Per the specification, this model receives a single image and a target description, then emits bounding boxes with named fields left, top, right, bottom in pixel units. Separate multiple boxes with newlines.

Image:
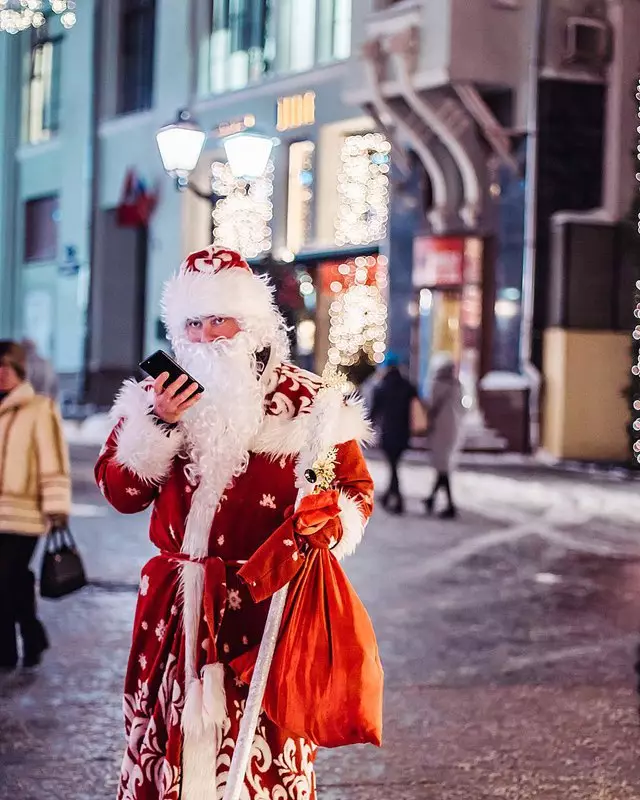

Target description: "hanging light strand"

left=0, top=0, right=77, bottom=34
left=334, top=132, right=391, bottom=247
left=211, top=160, right=274, bottom=259
left=327, top=255, right=389, bottom=368
left=632, top=79, right=640, bottom=464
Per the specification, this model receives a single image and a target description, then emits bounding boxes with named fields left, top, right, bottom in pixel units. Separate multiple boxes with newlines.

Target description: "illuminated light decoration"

left=215, top=115, right=256, bottom=138
left=334, top=132, right=391, bottom=246
left=277, top=92, right=315, bottom=132
left=0, top=0, right=76, bottom=33
left=286, top=140, right=314, bottom=254
left=324, top=256, right=388, bottom=367
left=210, top=159, right=274, bottom=259
left=633, top=78, right=640, bottom=464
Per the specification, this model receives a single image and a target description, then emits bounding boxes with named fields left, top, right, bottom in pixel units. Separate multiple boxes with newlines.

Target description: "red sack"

left=232, top=526, right=383, bottom=748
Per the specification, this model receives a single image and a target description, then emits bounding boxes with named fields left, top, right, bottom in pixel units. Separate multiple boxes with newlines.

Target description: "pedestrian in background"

left=0, top=341, right=71, bottom=670
left=423, top=353, right=464, bottom=519
left=22, top=338, right=59, bottom=400
left=371, top=354, right=420, bottom=515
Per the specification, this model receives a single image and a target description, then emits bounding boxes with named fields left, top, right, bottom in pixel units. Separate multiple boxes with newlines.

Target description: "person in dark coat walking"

left=371, top=354, right=419, bottom=515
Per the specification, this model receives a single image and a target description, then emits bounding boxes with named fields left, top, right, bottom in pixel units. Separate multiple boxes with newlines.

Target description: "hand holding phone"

left=152, top=372, right=202, bottom=424
left=139, top=350, right=204, bottom=425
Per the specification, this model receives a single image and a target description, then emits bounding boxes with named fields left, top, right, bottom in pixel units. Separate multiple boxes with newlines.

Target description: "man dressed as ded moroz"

left=96, top=246, right=380, bottom=800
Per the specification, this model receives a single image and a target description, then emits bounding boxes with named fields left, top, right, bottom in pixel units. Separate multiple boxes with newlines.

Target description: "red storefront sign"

left=412, top=236, right=465, bottom=288
left=318, top=256, right=383, bottom=294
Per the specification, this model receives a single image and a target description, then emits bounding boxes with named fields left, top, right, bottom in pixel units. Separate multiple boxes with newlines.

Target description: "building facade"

left=0, top=0, right=637, bottom=461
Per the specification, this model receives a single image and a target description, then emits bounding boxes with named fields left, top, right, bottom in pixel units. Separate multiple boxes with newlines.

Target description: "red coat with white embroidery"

left=95, top=361, right=374, bottom=800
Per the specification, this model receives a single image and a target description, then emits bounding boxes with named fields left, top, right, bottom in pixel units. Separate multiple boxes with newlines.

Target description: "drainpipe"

left=81, top=0, right=103, bottom=406
left=519, top=0, right=547, bottom=452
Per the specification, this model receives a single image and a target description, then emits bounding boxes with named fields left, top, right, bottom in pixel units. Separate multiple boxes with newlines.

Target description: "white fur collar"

left=252, top=396, right=372, bottom=458
left=110, top=374, right=372, bottom=462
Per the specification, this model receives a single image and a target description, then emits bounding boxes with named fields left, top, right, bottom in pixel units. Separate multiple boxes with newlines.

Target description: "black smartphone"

left=139, top=350, right=205, bottom=395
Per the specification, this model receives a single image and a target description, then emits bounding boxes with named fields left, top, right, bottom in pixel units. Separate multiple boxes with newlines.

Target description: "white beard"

left=173, top=333, right=266, bottom=557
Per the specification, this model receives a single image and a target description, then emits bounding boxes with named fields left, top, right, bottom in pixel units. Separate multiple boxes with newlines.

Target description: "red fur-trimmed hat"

left=161, top=245, right=280, bottom=342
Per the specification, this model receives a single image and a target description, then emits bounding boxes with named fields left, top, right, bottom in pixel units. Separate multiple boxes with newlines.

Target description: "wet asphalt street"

left=1, top=448, right=640, bottom=799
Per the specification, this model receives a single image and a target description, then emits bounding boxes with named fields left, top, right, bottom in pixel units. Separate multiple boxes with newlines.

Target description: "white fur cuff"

left=332, top=491, right=367, bottom=561
left=111, top=379, right=183, bottom=484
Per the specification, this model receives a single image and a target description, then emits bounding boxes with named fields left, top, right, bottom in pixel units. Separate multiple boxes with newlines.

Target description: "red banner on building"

left=412, top=236, right=465, bottom=288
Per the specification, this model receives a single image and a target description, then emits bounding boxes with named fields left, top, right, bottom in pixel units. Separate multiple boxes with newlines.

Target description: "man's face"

left=0, top=360, right=21, bottom=392
left=185, top=315, right=242, bottom=344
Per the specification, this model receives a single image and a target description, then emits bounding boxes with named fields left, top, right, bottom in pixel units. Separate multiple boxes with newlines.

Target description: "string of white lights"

left=334, top=133, right=391, bottom=247
left=327, top=255, right=389, bottom=367
left=211, top=160, right=274, bottom=259
left=633, top=78, right=640, bottom=463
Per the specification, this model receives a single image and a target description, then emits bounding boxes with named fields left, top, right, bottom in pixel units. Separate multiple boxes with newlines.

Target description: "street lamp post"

left=155, top=109, right=276, bottom=201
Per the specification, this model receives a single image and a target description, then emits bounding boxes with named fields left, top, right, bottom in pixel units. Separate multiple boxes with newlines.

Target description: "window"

left=279, top=0, right=316, bottom=73
left=118, top=0, right=156, bottom=114
left=24, top=196, right=59, bottom=263
left=24, top=28, right=61, bottom=145
left=286, top=141, right=315, bottom=254
left=318, top=0, right=352, bottom=63
left=208, top=0, right=275, bottom=94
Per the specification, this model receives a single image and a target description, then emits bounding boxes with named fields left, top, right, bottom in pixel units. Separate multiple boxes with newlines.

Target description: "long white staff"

left=222, top=366, right=346, bottom=800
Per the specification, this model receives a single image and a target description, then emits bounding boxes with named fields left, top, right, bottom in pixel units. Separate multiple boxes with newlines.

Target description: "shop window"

left=117, top=0, right=156, bottom=114
left=208, top=0, right=275, bottom=94
left=24, top=29, right=61, bottom=145
left=318, top=0, right=351, bottom=63
left=286, top=141, right=315, bottom=255
left=24, top=195, right=59, bottom=263
left=278, top=0, right=316, bottom=74
left=334, top=133, right=391, bottom=246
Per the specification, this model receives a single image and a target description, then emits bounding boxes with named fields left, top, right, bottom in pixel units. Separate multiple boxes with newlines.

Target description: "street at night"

left=2, top=449, right=639, bottom=800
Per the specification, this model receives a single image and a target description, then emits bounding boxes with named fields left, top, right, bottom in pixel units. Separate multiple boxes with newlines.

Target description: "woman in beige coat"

left=0, top=341, right=71, bottom=669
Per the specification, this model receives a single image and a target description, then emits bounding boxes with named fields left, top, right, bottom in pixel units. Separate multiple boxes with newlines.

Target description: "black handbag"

left=40, top=525, right=87, bottom=599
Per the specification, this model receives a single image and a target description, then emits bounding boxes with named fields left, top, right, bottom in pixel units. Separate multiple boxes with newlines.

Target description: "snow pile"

left=64, top=414, right=112, bottom=445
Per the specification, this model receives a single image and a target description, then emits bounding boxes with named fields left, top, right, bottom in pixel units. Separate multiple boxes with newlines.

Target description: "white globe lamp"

left=156, top=110, right=207, bottom=184
left=222, top=131, right=275, bottom=180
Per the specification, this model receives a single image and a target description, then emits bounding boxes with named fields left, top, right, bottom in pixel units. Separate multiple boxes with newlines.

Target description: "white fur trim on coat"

left=332, top=491, right=367, bottom=562
left=182, top=725, right=220, bottom=800
left=111, top=380, right=183, bottom=484
left=161, top=267, right=280, bottom=341
left=252, top=396, right=373, bottom=458
left=180, top=562, right=228, bottom=800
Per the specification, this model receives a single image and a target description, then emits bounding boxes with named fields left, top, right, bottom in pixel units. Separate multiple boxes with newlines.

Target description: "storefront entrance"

left=412, top=236, right=488, bottom=405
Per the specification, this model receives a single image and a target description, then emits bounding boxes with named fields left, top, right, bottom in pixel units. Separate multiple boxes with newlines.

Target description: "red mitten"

left=293, top=490, right=340, bottom=534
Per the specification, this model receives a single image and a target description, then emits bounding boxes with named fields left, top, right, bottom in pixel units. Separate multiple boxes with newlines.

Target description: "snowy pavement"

left=1, top=452, right=640, bottom=799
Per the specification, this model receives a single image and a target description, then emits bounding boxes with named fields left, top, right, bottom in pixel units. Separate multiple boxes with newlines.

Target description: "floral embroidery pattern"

left=227, top=589, right=242, bottom=611
left=126, top=487, right=141, bottom=497
left=138, top=654, right=147, bottom=670
left=218, top=534, right=225, bottom=546
left=283, top=539, right=294, bottom=547
left=139, top=575, right=150, bottom=596
left=155, top=620, right=166, bottom=641
left=261, top=494, right=277, bottom=509
left=120, top=655, right=183, bottom=800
